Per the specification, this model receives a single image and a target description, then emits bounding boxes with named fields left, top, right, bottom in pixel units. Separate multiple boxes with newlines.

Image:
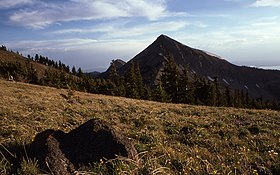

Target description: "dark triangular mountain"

left=118, top=34, right=280, bottom=100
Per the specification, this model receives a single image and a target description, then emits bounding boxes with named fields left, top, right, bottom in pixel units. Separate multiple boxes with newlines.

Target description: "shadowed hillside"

left=0, top=79, right=279, bottom=174
left=117, top=35, right=280, bottom=100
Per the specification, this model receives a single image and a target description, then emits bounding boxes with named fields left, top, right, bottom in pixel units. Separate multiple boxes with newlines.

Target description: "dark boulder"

left=29, top=129, right=74, bottom=175
left=29, top=119, right=138, bottom=174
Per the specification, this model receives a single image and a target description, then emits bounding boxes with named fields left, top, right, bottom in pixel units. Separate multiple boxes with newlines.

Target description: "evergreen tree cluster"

left=105, top=61, right=150, bottom=99
left=0, top=60, right=38, bottom=83
left=27, top=53, right=83, bottom=77
left=1, top=45, right=7, bottom=51
left=154, top=55, right=280, bottom=110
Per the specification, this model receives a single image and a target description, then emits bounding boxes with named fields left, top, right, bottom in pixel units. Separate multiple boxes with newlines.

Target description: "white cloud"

left=0, top=0, right=34, bottom=9
left=252, top=0, right=280, bottom=7
left=52, top=20, right=188, bottom=39
left=8, top=0, right=185, bottom=29
left=172, top=15, right=280, bottom=67
left=10, top=10, right=53, bottom=29
left=224, top=0, right=242, bottom=2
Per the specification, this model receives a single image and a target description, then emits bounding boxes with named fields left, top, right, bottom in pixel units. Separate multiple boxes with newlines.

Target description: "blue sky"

left=1, top=0, right=280, bottom=71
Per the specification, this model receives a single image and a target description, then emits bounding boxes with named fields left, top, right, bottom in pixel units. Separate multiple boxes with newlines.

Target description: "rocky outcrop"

left=29, top=119, right=138, bottom=174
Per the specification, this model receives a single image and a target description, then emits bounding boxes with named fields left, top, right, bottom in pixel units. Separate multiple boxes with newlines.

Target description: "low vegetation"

left=0, top=79, right=279, bottom=174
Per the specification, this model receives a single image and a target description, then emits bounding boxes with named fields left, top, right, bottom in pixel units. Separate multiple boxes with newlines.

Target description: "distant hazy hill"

left=116, top=35, right=280, bottom=100
left=98, top=59, right=126, bottom=78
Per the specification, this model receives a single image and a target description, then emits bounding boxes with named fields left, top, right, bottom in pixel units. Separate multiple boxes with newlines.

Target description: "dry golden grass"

left=0, top=79, right=280, bottom=174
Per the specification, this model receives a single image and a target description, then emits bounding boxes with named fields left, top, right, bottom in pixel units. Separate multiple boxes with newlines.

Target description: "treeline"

left=1, top=45, right=7, bottom=51
left=88, top=57, right=280, bottom=110
left=28, top=54, right=83, bottom=77
left=1, top=45, right=280, bottom=110
left=154, top=56, right=280, bottom=110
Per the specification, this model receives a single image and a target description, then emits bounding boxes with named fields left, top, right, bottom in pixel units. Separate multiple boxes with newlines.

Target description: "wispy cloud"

left=252, top=0, right=280, bottom=7
left=0, top=0, right=34, bottom=9
left=52, top=20, right=188, bottom=38
left=175, top=16, right=280, bottom=66
left=223, top=0, right=243, bottom=2
left=8, top=0, right=186, bottom=29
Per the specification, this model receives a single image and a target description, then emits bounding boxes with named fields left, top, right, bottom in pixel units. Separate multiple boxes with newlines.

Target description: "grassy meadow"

left=0, top=79, right=279, bottom=174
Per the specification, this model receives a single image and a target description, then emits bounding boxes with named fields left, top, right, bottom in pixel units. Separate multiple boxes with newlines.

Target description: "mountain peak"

left=156, top=34, right=174, bottom=42
left=157, top=34, right=168, bottom=39
left=154, top=34, right=189, bottom=51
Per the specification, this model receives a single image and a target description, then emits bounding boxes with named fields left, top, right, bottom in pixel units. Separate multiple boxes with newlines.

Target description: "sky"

left=1, top=0, right=280, bottom=72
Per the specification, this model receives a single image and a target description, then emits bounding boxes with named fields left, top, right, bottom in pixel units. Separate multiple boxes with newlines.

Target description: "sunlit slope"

left=0, top=79, right=279, bottom=174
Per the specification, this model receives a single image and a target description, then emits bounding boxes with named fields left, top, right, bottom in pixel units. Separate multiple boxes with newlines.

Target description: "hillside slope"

left=0, top=80, right=280, bottom=174
left=0, top=49, right=53, bottom=78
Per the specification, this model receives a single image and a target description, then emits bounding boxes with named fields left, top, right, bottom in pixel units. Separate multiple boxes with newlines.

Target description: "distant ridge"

left=99, top=59, right=126, bottom=78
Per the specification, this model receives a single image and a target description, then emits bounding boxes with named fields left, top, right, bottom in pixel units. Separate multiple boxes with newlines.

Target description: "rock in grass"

left=29, top=129, right=74, bottom=175
left=29, top=119, right=138, bottom=174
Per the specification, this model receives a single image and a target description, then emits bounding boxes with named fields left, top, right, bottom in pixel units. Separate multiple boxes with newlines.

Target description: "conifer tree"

left=54, top=61, right=58, bottom=68
left=213, top=77, right=223, bottom=106
left=58, top=61, right=62, bottom=69
left=28, top=64, right=38, bottom=84
left=225, top=86, right=232, bottom=106
left=118, top=76, right=126, bottom=97
left=206, top=82, right=217, bottom=106
left=125, top=62, right=139, bottom=98
left=135, top=63, right=144, bottom=98
left=245, top=90, right=250, bottom=106
left=193, top=76, right=204, bottom=104
left=77, top=67, right=83, bottom=77
left=66, top=65, right=70, bottom=73
left=161, top=54, right=179, bottom=103
left=35, top=54, right=39, bottom=62
left=153, top=83, right=170, bottom=102
left=143, top=85, right=152, bottom=100
left=178, top=68, right=194, bottom=104
left=72, top=66, right=77, bottom=75
left=233, top=89, right=242, bottom=107
left=109, top=60, right=125, bottom=96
